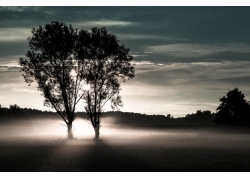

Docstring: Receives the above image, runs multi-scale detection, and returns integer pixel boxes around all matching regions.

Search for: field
[0,120,250,172]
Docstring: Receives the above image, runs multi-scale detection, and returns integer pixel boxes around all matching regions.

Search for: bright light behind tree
[82,83,90,91]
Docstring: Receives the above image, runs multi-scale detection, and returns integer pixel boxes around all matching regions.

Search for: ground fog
[0,118,250,171]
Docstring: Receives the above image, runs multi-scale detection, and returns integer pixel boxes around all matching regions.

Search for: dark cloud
[1,7,250,63]
[0,41,28,58]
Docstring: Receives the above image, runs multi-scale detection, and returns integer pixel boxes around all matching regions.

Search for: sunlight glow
[72,119,95,138]
[82,83,90,91]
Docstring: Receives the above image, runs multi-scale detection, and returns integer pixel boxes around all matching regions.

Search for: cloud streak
[146,43,250,58]
[11,88,39,94]
[74,20,135,27]
[0,28,31,42]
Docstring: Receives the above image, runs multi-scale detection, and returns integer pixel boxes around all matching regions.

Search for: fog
[1,118,250,172]
[0,118,95,139]
[1,117,250,150]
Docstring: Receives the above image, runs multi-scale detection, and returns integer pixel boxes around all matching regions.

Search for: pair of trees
[19,21,134,139]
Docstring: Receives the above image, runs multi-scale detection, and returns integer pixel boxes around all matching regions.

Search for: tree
[8,104,25,119]
[19,21,85,139]
[214,88,250,126]
[185,110,213,123]
[76,27,135,139]
[0,105,7,119]
[166,114,173,119]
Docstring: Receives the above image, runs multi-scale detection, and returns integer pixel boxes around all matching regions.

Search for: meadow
[0,119,250,172]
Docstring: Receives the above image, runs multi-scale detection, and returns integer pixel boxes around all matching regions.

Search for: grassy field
[0,127,250,172]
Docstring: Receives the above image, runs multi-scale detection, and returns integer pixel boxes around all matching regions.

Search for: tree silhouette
[19,21,85,139]
[186,110,214,123]
[8,104,25,119]
[214,88,250,127]
[76,27,135,139]
[0,105,7,120]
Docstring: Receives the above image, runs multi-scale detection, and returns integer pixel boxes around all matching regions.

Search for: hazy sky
[1,6,250,117]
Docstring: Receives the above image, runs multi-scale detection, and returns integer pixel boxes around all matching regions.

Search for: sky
[1,6,250,117]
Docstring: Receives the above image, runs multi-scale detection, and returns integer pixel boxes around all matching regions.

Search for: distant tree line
[185,110,215,124]
[1,88,249,129]
[0,104,57,121]
[101,111,215,127]
[0,104,215,126]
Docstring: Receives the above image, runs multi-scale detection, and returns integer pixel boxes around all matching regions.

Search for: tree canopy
[214,88,250,127]
[76,27,135,139]
[19,21,84,139]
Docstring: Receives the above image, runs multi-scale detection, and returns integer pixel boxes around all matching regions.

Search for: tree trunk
[94,124,100,140]
[67,123,73,139]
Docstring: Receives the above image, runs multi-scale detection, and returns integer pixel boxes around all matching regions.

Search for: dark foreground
[0,128,250,172]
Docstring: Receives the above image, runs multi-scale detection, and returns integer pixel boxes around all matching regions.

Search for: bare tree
[19,21,85,139]
[76,27,135,139]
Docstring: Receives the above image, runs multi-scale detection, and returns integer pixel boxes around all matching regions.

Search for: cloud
[146,43,250,58]
[0,28,31,42]
[120,61,250,117]
[0,68,44,109]
[176,103,219,108]
[0,65,20,72]
[116,33,163,40]
[132,61,250,89]
[133,61,154,65]
[131,55,148,58]
[11,88,39,94]
[73,20,135,27]
[0,7,31,12]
